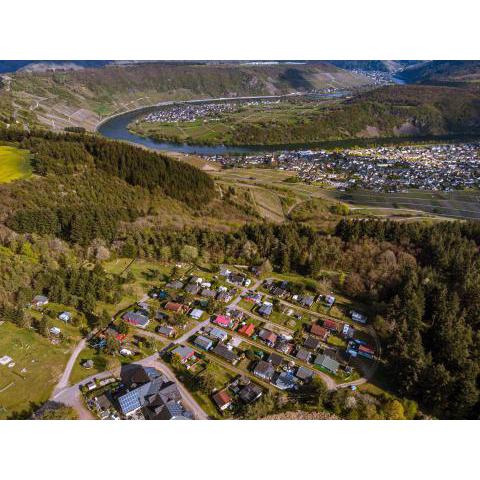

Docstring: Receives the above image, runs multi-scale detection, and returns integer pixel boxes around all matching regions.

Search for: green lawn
[0,322,71,418]
[69,346,119,385]
[327,335,347,348]
[190,361,236,419]
[99,258,189,315]
[69,332,164,385]
[0,145,32,183]
[165,356,236,419]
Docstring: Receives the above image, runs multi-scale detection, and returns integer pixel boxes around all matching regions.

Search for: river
[96,93,349,155]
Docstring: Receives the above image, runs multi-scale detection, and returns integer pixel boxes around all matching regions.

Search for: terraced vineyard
[214,167,480,221]
[329,189,480,219]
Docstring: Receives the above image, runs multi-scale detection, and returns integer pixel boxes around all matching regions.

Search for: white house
[351,311,367,324]
[59,311,71,322]
[49,327,61,336]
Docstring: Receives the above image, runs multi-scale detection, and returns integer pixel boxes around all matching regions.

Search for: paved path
[50,308,211,421]
[51,338,87,398]
[175,318,210,344]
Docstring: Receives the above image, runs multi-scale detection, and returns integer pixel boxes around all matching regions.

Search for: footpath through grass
[0,146,32,183]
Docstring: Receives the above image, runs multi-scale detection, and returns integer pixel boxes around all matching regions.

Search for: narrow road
[153,357,208,419]
[51,338,87,398]
[175,318,210,344]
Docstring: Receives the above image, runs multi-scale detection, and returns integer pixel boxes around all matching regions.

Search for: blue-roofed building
[58,311,71,322]
[122,311,150,328]
[258,303,273,316]
[190,308,204,320]
[275,371,298,390]
[114,365,192,419]
[314,354,340,374]
[194,335,213,351]
[207,326,228,342]
[172,345,195,363]
[351,310,367,324]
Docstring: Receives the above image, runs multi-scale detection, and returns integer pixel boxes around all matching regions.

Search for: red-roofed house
[323,319,339,332]
[258,329,277,347]
[165,302,188,314]
[213,315,231,328]
[212,390,232,411]
[238,323,255,337]
[310,324,329,341]
[358,345,375,359]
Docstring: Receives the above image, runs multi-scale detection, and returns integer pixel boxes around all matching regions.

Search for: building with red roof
[323,319,339,332]
[310,324,329,341]
[358,345,375,359]
[212,390,232,411]
[165,302,188,314]
[213,315,231,328]
[239,323,255,337]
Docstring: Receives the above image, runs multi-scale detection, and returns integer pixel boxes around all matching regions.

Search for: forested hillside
[0,129,215,244]
[399,60,480,84]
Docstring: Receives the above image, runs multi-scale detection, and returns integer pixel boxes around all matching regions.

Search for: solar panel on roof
[118,390,142,414]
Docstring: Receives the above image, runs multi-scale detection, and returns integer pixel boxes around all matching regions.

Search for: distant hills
[398,60,480,84]
[140,84,480,146]
[0,62,372,130]
[0,60,113,73]
[3,60,480,143]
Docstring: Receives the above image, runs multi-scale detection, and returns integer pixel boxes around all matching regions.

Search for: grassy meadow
[0,322,70,418]
[0,146,32,183]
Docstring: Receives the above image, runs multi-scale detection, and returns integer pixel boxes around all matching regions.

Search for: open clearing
[0,145,32,183]
[0,322,70,418]
[250,187,285,223]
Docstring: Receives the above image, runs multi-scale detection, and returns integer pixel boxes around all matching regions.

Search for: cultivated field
[0,146,32,183]
[213,167,477,221]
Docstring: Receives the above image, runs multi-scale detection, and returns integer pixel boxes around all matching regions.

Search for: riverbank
[97,91,480,156]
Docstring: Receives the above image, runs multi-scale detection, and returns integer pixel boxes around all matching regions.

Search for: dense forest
[0,128,214,202]
[0,129,215,244]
